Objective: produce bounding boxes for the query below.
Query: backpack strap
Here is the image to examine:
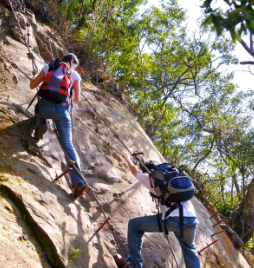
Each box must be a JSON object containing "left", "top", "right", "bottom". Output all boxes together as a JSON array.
[
  {"left": 163, "top": 203, "right": 184, "bottom": 238},
  {"left": 48, "top": 58, "right": 60, "bottom": 72},
  {"left": 157, "top": 206, "right": 163, "bottom": 233}
]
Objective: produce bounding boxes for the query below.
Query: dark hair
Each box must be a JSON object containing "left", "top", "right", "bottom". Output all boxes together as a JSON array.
[
  {"left": 140, "top": 160, "right": 159, "bottom": 173},
  {"left": 62, "top": 53, "right": 79, "bottom": 65}
]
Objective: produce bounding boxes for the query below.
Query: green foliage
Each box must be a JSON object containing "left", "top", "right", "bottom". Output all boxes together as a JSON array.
[
  {"left": 201, "top": 0, "right": 254, "bottom": 41},
  {"left": 68, "top": 248, "right": 83, "bottom": 266},
  {"left": 244, "top": 236, "right": 254, "bottom": 254}
]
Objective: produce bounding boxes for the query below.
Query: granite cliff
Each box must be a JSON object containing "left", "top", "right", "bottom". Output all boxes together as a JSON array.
[{"left": 0, "top": 3, "right": 252, "bottom": 268}]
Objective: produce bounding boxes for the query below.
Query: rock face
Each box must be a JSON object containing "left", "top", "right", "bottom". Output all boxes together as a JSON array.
[{"left": 0, "top": 5, "right": 252, "bottom": 268}]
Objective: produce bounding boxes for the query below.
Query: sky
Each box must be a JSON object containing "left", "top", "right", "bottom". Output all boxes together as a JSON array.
[{"left": 146, "top": 0, "right": 254, "bottom": 93}]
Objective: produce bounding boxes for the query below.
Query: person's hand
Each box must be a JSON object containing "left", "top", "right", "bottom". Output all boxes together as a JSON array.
[
  {"left": 123, "top": 154, "right": 131, "bottom": 163},
  {"left": 123, "top": 154, "right": 139, "bottom": 176},
  {"left": 32, "top": 70, "right": 39, "bottom": 79}
]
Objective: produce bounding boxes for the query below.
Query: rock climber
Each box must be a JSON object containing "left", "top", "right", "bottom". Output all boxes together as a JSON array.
[
  {"left": 119, "top": 154, "right": 201, "bottom": 268},
  {"left": 29, "top": 53, "right": 86, "bottom": 198}
]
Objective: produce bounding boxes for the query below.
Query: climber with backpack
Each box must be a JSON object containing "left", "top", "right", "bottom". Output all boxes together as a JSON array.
[
  {"left": 29, "top": 53, "right": 86, "bottom": 198},
  {"left": 119, "top": 154, "right": 200, "bottom": 268}
]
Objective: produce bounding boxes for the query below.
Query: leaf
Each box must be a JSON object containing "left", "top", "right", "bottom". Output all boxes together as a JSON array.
[
  {"left": 246, "top": 19, "right": 254, "bottom": 34},
  {"left": 202, "top": 15, "right": 213, "bottom": 26},
  {"left": 230, "top": 28, "right": 238, "bottom": 42},
  {"left": 245, "top": 11, "right": 254, "bottom": 21},
  {"left": 200, "top": 0, "right": 214, "bottom": 9}
]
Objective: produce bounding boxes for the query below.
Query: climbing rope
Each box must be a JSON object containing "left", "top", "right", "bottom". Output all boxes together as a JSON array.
[
  {"left": 33, "top": 30, "right": 54, "bottom": 60},
  {"left": 8, "top": 0, "right": 38, "bottom": 74},
  {"left": 81, "top": 91, "right": 132, "bottom": 155},
  {"left": 0, "top": 51, "right": 32, "bottom": 80},
  {"left": 52, "top": 124, "right": 125, "bottom": 259},
  {"left": 76, "top": 116, "right": 124, "bottom": 157}
]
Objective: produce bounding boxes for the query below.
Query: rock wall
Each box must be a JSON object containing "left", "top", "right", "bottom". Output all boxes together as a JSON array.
[{"left": 0, "top": 4, "right": 252, "bottom": 268}]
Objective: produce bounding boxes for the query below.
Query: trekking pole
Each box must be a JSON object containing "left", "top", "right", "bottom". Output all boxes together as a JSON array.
[{"left": 26, "top": 88, "right": 40, "bottom": 111}]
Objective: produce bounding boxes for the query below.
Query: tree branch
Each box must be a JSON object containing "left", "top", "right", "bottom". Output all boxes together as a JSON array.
[
  {"left": 239, "top": 61, "right": 254, "bottom": 65},
  {"left": 192, "top": 136, "right": 215, "bottom": 173},
  {"left": 238, "top": 39, "right": 254, "bottom": 58},
  {"left": 174, "top": 97, "right": 215, "bottom": 133}
]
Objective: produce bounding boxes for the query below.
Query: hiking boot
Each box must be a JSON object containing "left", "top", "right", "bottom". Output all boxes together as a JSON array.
[
  {"left": 72, "top": 182, "right": 86, "bottom": 199},
  {"left": 34, "top": 121, "right": 47, "bottom": 140},
  {"left": 113, "top": 254, "right": 126, "bottom": 268}
]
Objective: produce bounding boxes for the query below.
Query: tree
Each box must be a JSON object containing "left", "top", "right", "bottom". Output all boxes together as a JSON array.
[
  {"left": 186, "top": 86, "right": 254, "bottom": 242},
  {"left": 201, "top": 0, "right": 254, "bottom": 64},
  {"left": 201, "top": 0, "right": 254, "bottom": 40}
]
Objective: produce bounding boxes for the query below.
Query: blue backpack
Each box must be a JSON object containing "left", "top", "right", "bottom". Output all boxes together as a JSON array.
[{"left": 149, "top": 163, "right": 195, "bottom": 237}]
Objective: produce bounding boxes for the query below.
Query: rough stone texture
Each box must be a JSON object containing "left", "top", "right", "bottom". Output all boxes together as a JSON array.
[{"left": 0, "top": 6, "right": 252, "bottom": 268}]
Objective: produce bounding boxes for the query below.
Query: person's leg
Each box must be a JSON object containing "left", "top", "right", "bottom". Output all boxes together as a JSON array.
[
  {"left": 167, "top": 217, "right": 200, "bottom": 268},
  {"left": 52, "top": 104, "right": 84, "bottom": 187},
  {"left": 34, "top": 99, "right": 48, "bottom": 140},
  {"left": 127, "top": 214, "right": 162, "bottom": 268}
]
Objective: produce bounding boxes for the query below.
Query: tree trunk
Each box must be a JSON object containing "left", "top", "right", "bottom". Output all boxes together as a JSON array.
[{"left": 231, "top": 177, "right": 254, "bottom": 243}]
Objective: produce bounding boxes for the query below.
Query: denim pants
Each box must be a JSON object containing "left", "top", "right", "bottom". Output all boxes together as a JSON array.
[
  {"left": 127, "top": 215, "right": 200, "bottom": 268},
  {"left": 36, "top": 98, "right": 84, "bottom": 187}
]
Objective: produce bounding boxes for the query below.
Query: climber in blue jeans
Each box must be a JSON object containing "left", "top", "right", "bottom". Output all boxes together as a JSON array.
[
  {"left": 30, "top": 53, "right": 86, "bottom": 198},
  {"left": 121, "top": 155, "right": 201, "bottom": 268}
]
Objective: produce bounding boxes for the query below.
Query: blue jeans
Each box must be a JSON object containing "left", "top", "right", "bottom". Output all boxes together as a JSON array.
[
  {"left": 36, "top": 98, "right": 84, "bottom": 187},
  {"left": 127, "top": 215, "right": 200, "bottom": 268}
]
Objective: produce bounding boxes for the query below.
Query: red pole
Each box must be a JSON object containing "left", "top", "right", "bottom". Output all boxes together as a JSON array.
[
  {"left": 53, "top": 168, "right": 72, "bottom": 183},
  {"left": 211, "top": 230, "right": 225, "bottom": 238},
  {"left": 198, "top": 239, "right": 219, "bottom": 254},
  {"left": 129, "top": 259, "right": 144, "bottom": 266},
  {"left": 208, "top": 200, "right": 220, "bottom": 212},
  {"left": 210, "top": 209, "right": 220, "bottom": 219},
  {"left": 96, "top": 217, "right": 111, "bottom": 233},
  {"left": 212, "top": 220, "right": 223, "bottom": 228}
]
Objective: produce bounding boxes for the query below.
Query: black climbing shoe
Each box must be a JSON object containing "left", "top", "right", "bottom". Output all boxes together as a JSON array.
[
  {"left": 34, "top": 121, "right": 47, "bottom": 140},
  {"left": 72, "top": 182, "right": 86, "bottom": 199}
]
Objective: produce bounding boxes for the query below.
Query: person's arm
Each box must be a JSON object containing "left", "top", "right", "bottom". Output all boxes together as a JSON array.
[
  {"left": 72, "top": 79, "right": 80, "bottom": 103},
  {"left": 123, "top": 155, "right": 156, "bottom": 192},
  {"left": 30, "top": 70, "right": 45, "bottom": 89},
  {"left": 123, "top": 155, "right": 139, "bottom": 177}
]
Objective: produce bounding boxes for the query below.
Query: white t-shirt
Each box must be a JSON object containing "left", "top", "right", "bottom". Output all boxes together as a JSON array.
[
  {"left": 42, "top": 62, "right": 81, "bottom": 88},
  {"left": 136, "top": 172, "right": 197, "bottom": 220}
]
